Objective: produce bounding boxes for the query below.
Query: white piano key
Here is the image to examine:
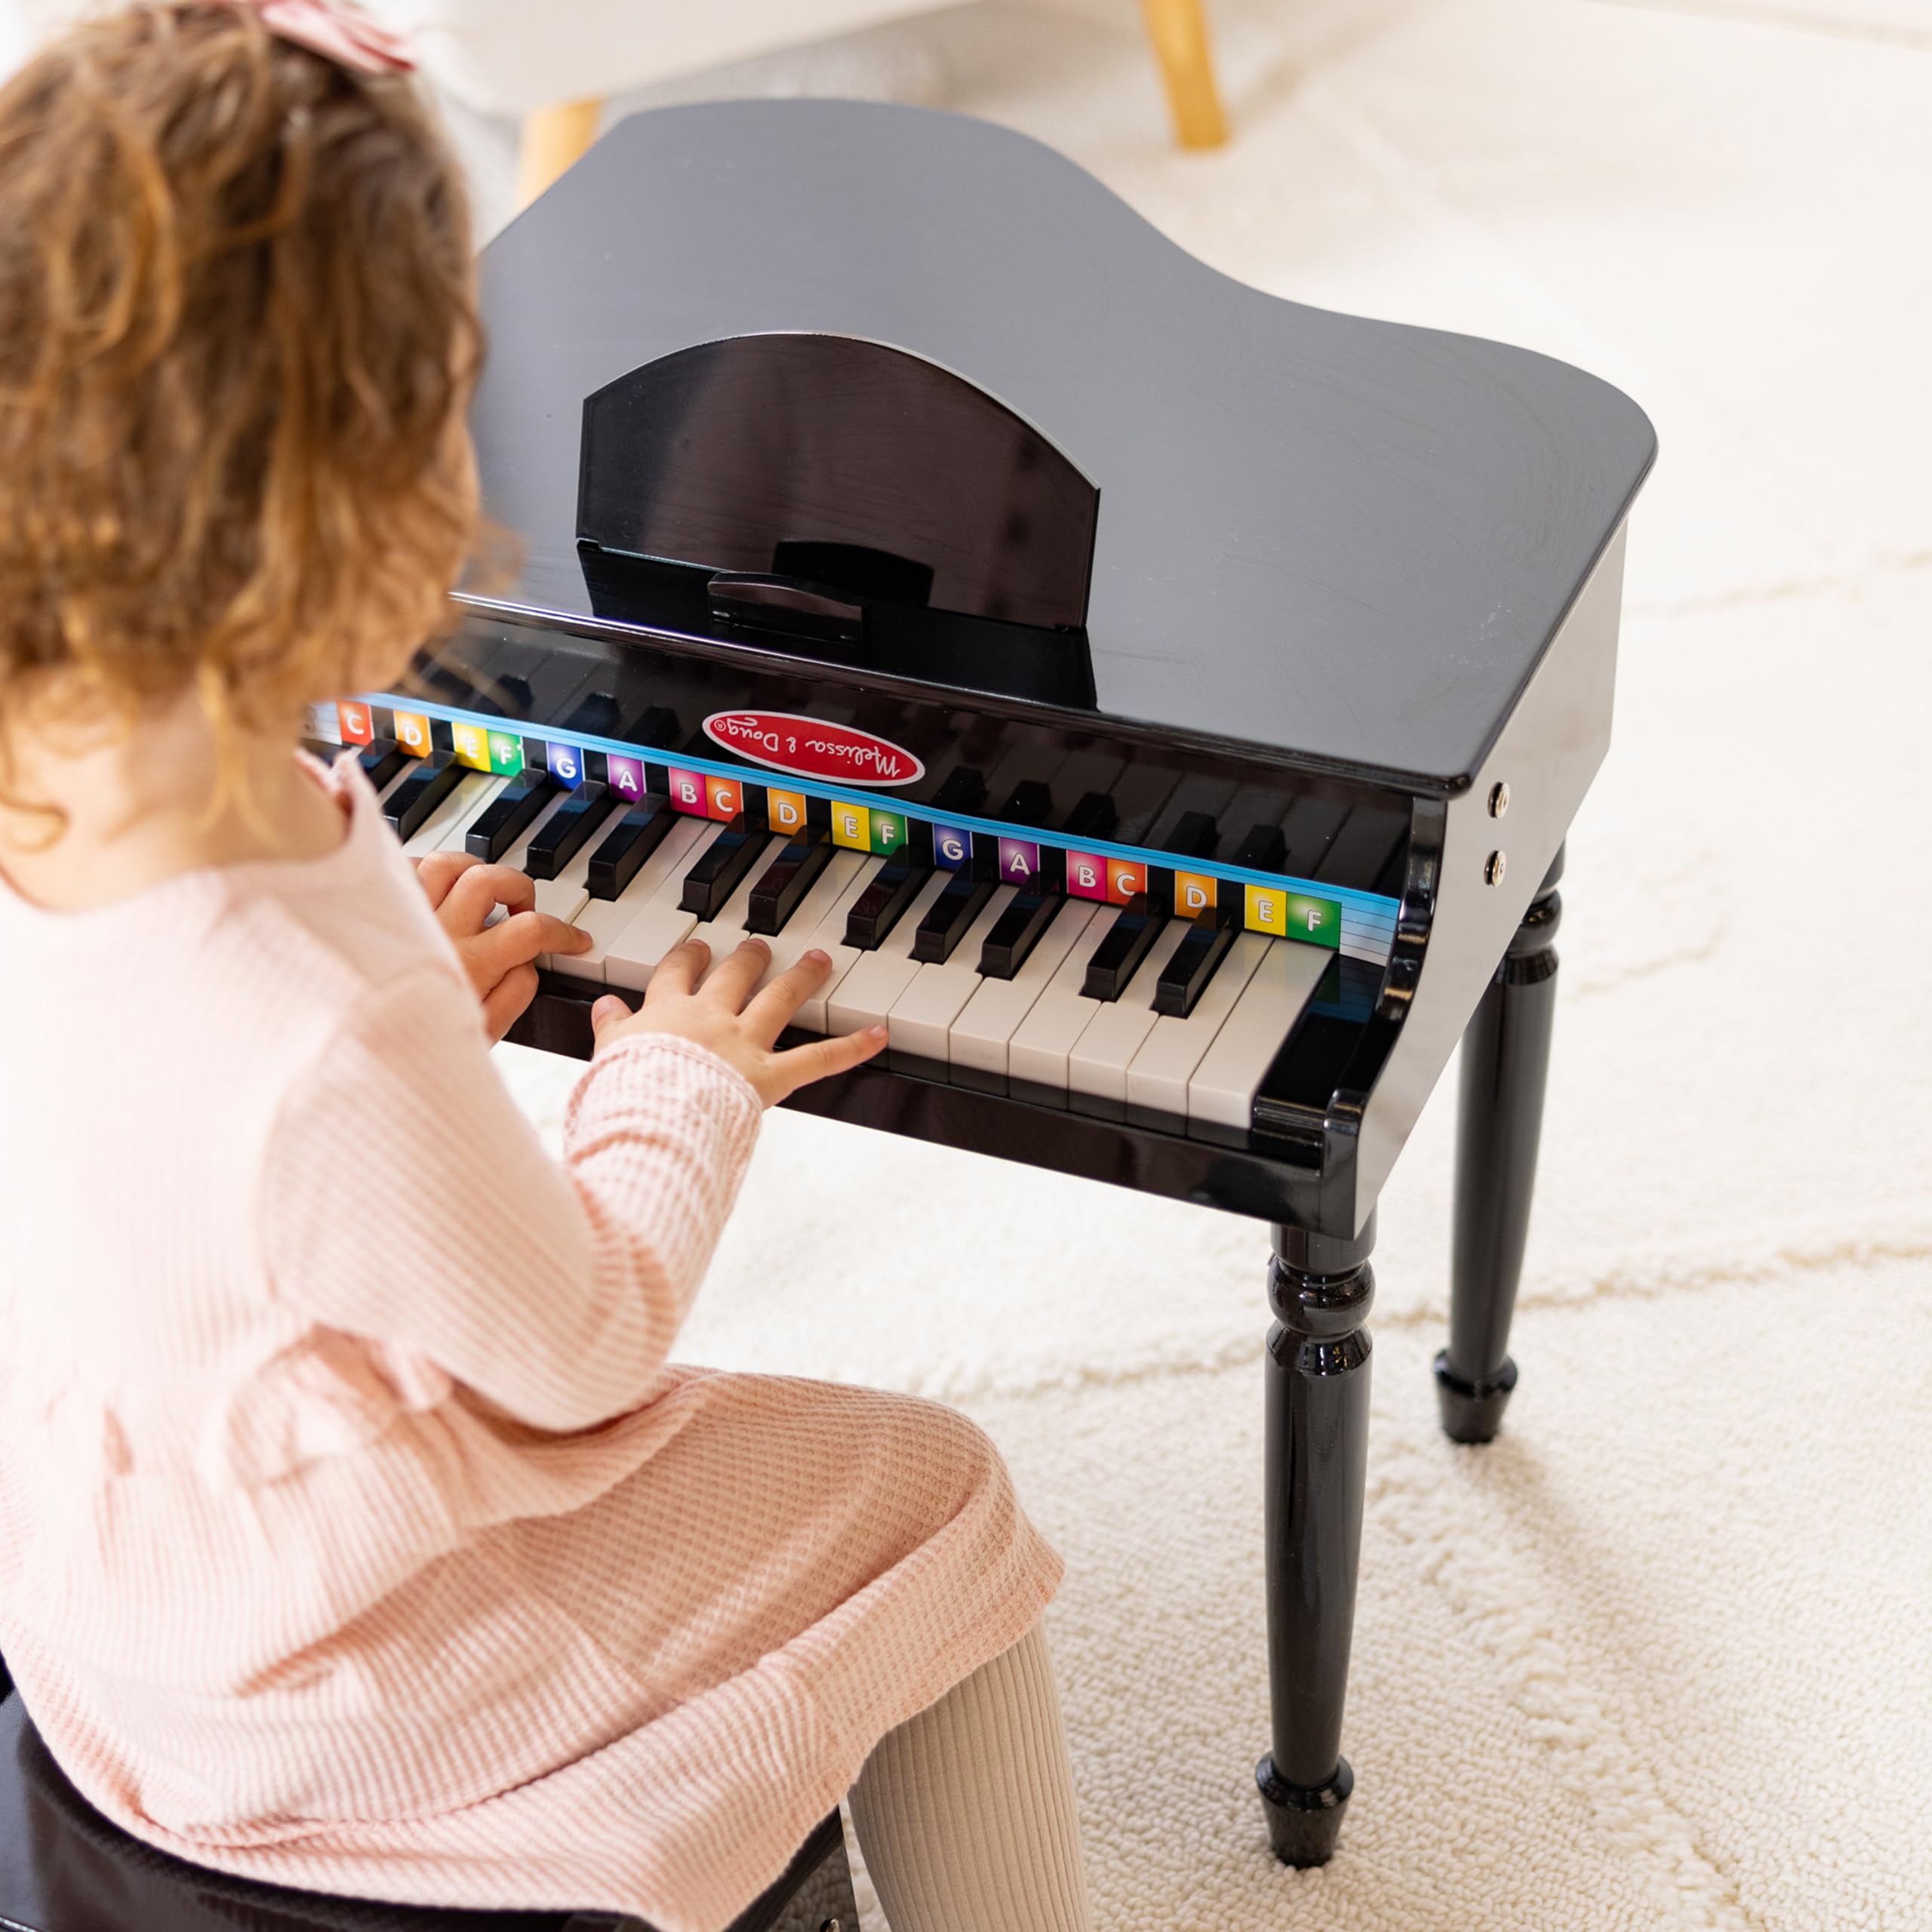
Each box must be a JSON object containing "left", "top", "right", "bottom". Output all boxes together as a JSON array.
[
  {"left": 1007, "top": 906, "right": 1121, "bottom": 1091},
  {"left": 694, "top": 848, "right": 870, "bottom": 994},
  {"left": 949, "top": 900, "right": 1097, "bottom": 1075},
  {"left": 1066, "top": 918, "right": 1193, "bottom": 1102},
  {"left": 790, "top": 857, "right": 888, "bottom": 1033},
  {"left": 371, "top": 757, "right": 421, "bottom": 803},
  {"left": 1124, "top": 932, "right": 1272, "bottom": 1115},
  {"left": 548, "top": 817, "right": 715, "bottom": 983},
  {"left": 401, "top": 772, "right": 504, "bottom": 858},
  {"left": 1186, "top": 939, "right": 1331, "bottom": 1128},
  {"left": 601, "top": 822, "right": 732, "bottom": 992},
  {"left": 528, "top": 804, "right": 635, "bottom": 926},
  {"left": 682, "top": 835, "right": 792, "bottom": 968},
  {"left": 884, "top": 884, "right": 1017, "bottom": 1060},
  {"left": 825, "top": 870, "right": 953, "bottom": 1035},
  {"left": 477, "top": 788, "right": 592, "bottom": 943}
]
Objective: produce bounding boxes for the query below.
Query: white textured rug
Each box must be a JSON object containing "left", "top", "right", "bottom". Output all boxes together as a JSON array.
[{"left": 491, "top": 2, "right": 1932, "bottom": 1924}]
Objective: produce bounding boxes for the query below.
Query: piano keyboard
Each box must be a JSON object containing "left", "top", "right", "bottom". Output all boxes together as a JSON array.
[{"left": 346, "top": 734, "right": 1352, "bottom": 1134}]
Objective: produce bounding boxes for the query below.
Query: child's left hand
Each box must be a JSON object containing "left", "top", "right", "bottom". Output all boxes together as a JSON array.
[{"left": 414, "top": 852, "right": 592, "bottom": 1042}]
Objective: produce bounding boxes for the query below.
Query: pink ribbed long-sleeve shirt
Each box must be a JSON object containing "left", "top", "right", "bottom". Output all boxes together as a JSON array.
[{"left": 0, "top": 755, "right": 1061, "bottom": 1932}]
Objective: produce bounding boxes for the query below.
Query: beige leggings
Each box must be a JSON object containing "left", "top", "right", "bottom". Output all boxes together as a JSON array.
[{"left": 847, "top": 1624, "right": 1092, "bottom": 1932}]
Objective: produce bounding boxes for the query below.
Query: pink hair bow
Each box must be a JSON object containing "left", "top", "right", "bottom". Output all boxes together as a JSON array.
[{"left": 243, "top": 0, "right": 416, "bottom": 75}]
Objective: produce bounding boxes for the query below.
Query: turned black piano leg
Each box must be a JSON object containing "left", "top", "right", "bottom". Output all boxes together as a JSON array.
[
  {"left": 1435, "top": 845, "right": 1564, "bottom": 1444},
  {"left": 1255, "top": 1215, "right": 1374, "bottom": 1867}
]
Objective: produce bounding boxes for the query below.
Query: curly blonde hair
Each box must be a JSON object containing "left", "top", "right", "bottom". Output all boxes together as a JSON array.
[{"left": 0, "top": 2, "right": 481, "bottom": 817}]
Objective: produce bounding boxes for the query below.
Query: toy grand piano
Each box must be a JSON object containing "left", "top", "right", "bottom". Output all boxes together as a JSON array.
[{"left": 306, "top": 100, "right": 1655, "bottom": 1867}]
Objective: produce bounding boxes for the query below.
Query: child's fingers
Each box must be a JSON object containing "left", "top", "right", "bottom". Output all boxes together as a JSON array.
[
  {"left": 589, "top": 993, "right": 635, "bottom": 1047},
  {"left": 767, "top": 1022, "right": 888, "bottom": 1100},
  {"left": 644, "top": 939, "right": 709, "bottom": 1004},
  {"left": 466, "top": 909, "right": 588, "bottom": 986},
  {"left": 741, "top": 949, "right": 833, "bottom": 1047},
  {"left": 438, "top": 861, "right": 537, "bottom": 935},
  {"left": 414, "top": 848, "right": 480, "bottom": 911},
  {"left": 480, "top": 963, "right": 540, "bottom": 1043},
  {"left": 700, "top": 937, "right": 771, "bottom": 1012}
]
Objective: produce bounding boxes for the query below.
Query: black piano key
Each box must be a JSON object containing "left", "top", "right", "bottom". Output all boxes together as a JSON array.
[
  {"left": 1082, "top": 894, "right": 1167, "bottom": 1001},
  {"left": 928, "top": 765, "right": 989, "bottom": 817},
  {"left": 979, "top": 890, "right": 1061, "bottom": 980},
  {"left": 1060, "top": 791, "right": 1118, "bottom": 841},
  {"left": 414, "top": 657, "right": 477, "bottom": 707},
  {"left": 300, "top": 737, "right": 337, "bottom": 762},
  {"left": 1278, "top": 795, "right": 1349, "bottom": 875},
  {"left": 1315, "top": 804, "right": 1408, "bottom": 890},
  {"left": 1153, "top": 910, "right": 1240, "bottom": 1017},
  {"left": 585, "top": 799, "right": 675, "bottom": 900},
  {"left": 557, "top": 691, "right": 623, "bottom": 739},
  {"left": 523, "top": 780, "right": 613, "bottom": 881},
  {"left": 746, "top": 829, "right": 835, "bottom": 935},
  {"left": 491, "top": 671, "right": 536, "bottom": 713},
  {"left": 999, "top": 778, "right": 1056, "bottom": 827},
  {"left": 679, "top": 815, "right": 767, "bottom": 917},
  {"left": 356, "top": 739, "right": 411, "bottom": 792},
  {"left": 844, "top": 860, "right": 930, "bottom": 949},
  {"left": 1232, "top": 822, "right": 1287, "bottom": 872},
  {"left": 1162, "top": 808, "right": 1221, "bottom": 860},
  {"left": 465, "top": 769, "right": 555, "bottom": 862},
  {"left": 383, "top": 753, "right": 462, "bottom": 841},
  {"left": 911, "top": 872, "right": 996, "bottom": 964}
]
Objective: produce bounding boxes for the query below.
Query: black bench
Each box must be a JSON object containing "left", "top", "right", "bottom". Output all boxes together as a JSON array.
[{"left": 0, "top": 1681, "right": 855, "bottom": 1932}]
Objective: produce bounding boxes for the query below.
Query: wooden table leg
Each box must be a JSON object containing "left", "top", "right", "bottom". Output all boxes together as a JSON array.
[
  {"left": 1140, "top": 0, "right": 1229, "bottom": 149},
  {"left": 518, "top": 99, "right": 603, "bottom": 208}
]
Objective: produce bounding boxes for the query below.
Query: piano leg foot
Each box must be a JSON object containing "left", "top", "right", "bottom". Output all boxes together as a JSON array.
[
  {"left": 1439, "top": 846, "right": 1563, "bottom": 1444},
  {"left": 1257, "top": 1216, "right": 1374, "bottom": 1867}
]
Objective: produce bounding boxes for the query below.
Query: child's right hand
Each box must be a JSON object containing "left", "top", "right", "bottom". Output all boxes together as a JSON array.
[{"left": 589, "top": 938, "right": 888, "bottom": 1106}]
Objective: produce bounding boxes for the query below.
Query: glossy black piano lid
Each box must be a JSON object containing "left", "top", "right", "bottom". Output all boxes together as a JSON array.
[{"left": 466, "top": 100, "right": 1654, "bottom": 791}]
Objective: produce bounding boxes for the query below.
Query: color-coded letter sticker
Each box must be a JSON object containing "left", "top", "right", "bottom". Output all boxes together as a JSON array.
[
  {"left": 392, "top": 709, "right": 433, "bottom": 755},
  {"left": 546, "top": 740, "right": 585, "bottom": 789},
  {"left": 1066, "top": 851, "right": 1108, "bottom": 901},
  {"left": 1104, "top": 857, "right": 1145, "bottom": 905},
  {"left": 704, "top": 773, "right": 745, "bottom": 821},
  {"left": 451, "top": 720, "right": 494, "bottom": 772},
  {"left": 1174, "top": 871, "right": 1217, "bottom": 916},
  {"left": 869, "top": 810, "right": 908, "bottom": 856},
  {"left": 768, "top": 788, "right": 808, "bottom": 834},
  {"left": 488, "top": 731, "right": 525, "bottom": 777},
  {"left": 1245, "top": 884, "right": 1339, "bottom": 947},
  {"left": 607, "top": 753, "right": 647, "bottom": 801},
  {"left": 998, "top": 838, "right": 1041, "bottom": 885},
  {"left": 831, "top": 800, "right": 870, "bottom": 851},
  {"left": 1244, "top": 884, "right": 1287, "bottom": 936},
  {"left": 1284, "top": 893, "right": 1342, "bottom": 949},
  {"left": 667, "top": 768, "right": 707, "bottom": 814},
  {"left": 335, "top": 701, "right": 374, "bottom": 746},
  {"left": 932, "top": 823, "right": 972, "bottom": 871}
]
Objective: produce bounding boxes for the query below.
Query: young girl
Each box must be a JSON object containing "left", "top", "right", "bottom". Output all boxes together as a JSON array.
[{"left": 0, "top": 8, "right": 1092, "bottom": 1930}]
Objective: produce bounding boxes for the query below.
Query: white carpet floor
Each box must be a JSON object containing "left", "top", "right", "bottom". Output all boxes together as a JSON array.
[{"left": 487, "top": 2, "right": 1932, "bottom": 1924}]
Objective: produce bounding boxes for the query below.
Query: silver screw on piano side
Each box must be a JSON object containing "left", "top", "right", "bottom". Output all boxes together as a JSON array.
[
  {"left": 1488, "top": 781, "right": 1510, "bottom": 818},
  {"left": 1485, "top": 851, "right": 1507, "bottom": 886}
]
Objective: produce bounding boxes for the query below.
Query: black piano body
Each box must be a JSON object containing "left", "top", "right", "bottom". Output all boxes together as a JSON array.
[{"left": 307, "top": 100, "right": 1654, "bottom": 1869}]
